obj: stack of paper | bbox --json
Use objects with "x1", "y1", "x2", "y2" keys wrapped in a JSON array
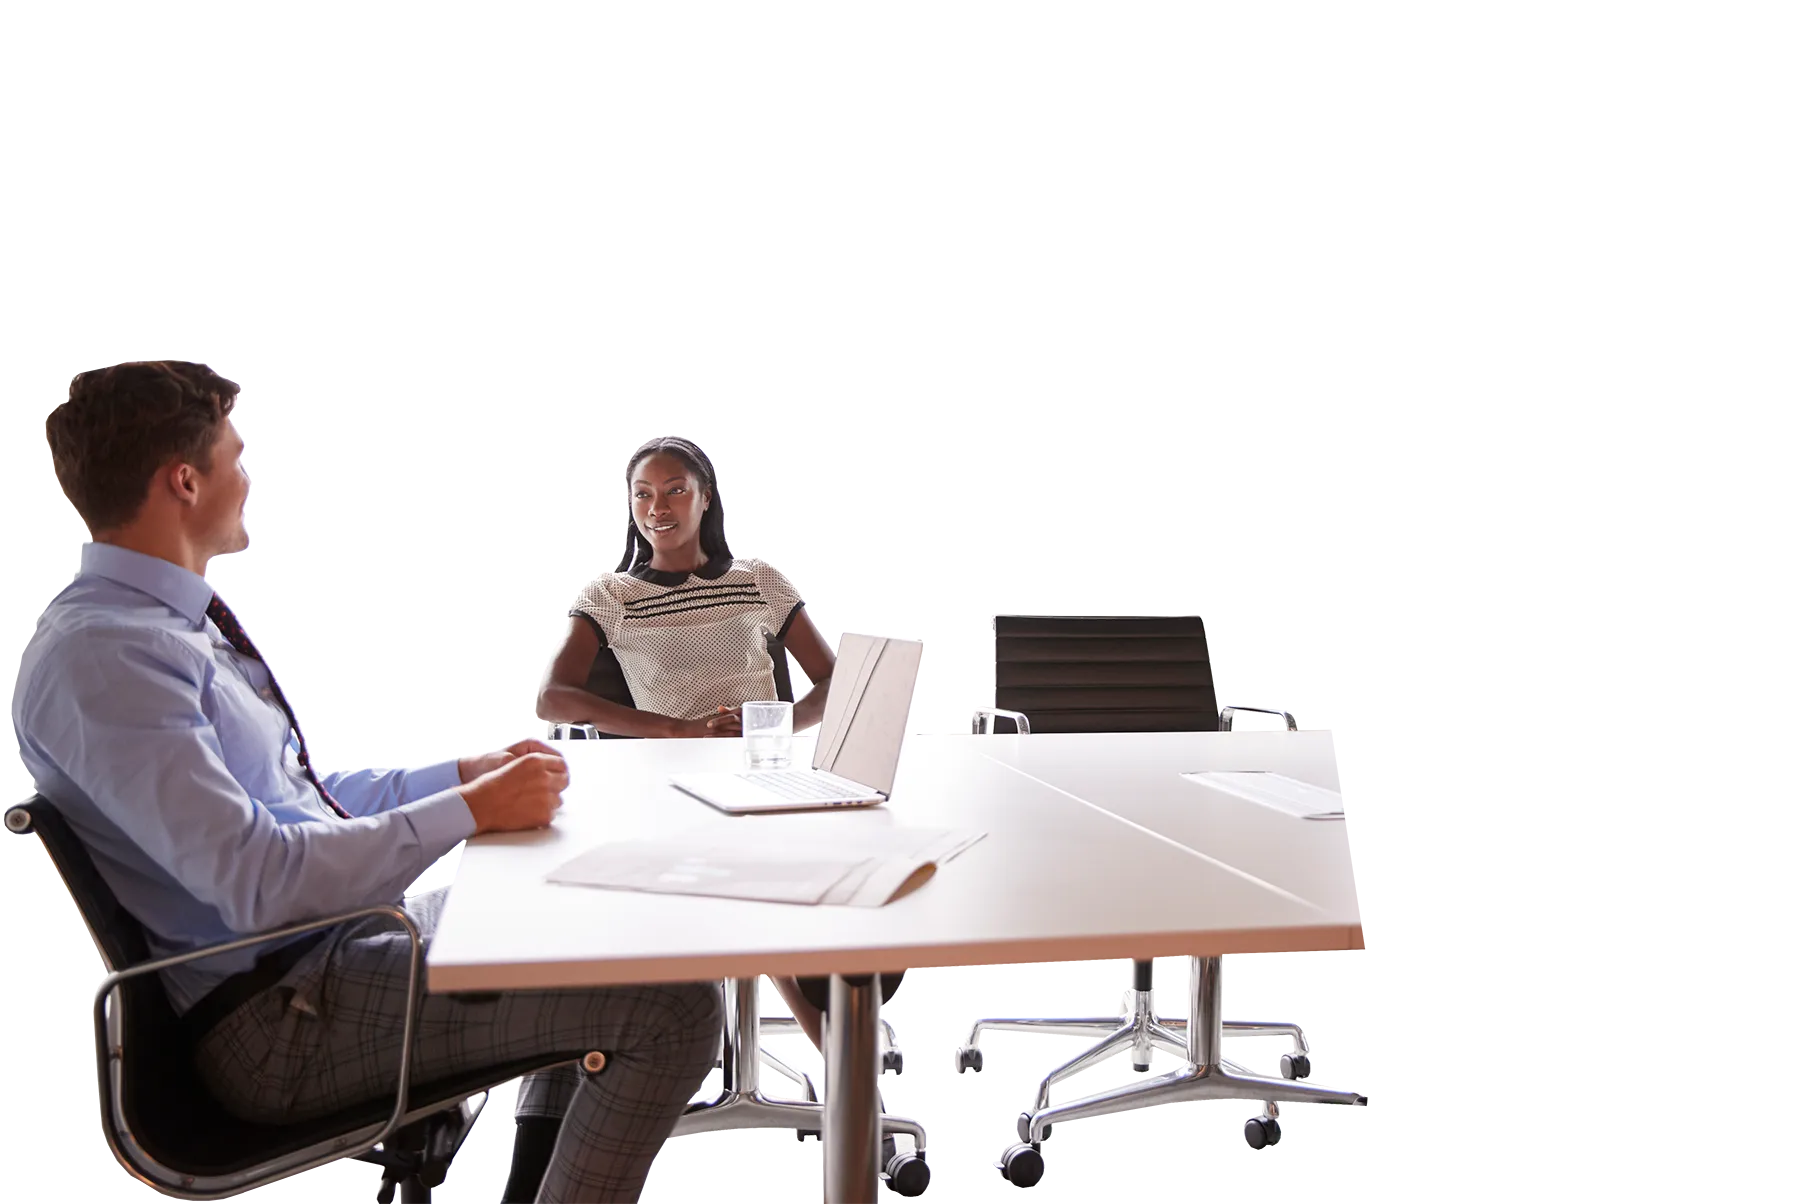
[{"x1": 547, "y1": 826, "x2": 985, "y2": 907}]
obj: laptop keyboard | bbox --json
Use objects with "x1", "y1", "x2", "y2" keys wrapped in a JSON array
[{"x1": 735, "y1": 770, "x2": 868, "y2": 801}]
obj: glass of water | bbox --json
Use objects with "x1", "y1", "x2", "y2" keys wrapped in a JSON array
[{"x1": 741, "y1": 700, "x2": 793, "y2": 771}]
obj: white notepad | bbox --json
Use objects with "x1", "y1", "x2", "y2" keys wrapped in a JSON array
[
  {"x1": 547, "y1": 826, "x2": 986, "y2": 907},
  {"x1": 1181, "y1": 771, "x2": 1345, "y2": 820}
]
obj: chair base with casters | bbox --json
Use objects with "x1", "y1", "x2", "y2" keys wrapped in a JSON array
[
  {"x1": 7, "y1": 796, "x2": 580, "y2": 1201},
  {"x1": 993, "y1": 956, "x2": 1366, "y2": 1187},
  {"x1": 960, "y1": 960, "x2": 1314, "y2": 1083},
  {"x1": 360, "y1": 1096, "x2": 483, "y2": 1204},
  {"x1": 676, "y1": 978, "x2": 931, "y2": 1196},
  {"x1": 762, "y1": 1012, "x2": 906, "y2": 1075}
]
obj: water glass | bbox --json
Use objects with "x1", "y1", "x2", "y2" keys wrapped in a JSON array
[{"x1": 741, "y1": 700, "x2": 793, "y2": 771}]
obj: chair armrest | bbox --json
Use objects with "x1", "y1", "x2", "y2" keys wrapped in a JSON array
[
  {"x1": 971, "y1": 708, "x2": 1031, "y2": 735},
  {"x1": 548, "y1": 722, "x2": 601, "y2": 740},
  {"x1": 1218, "y1": 705, "x2": 1298, "y2": 732},
  {"x1": 93, "y1": 904, "x2": 425, "y2": 1177},
  {"x1": 99, "y1": 904, "x2": 415, "y2": 980}
]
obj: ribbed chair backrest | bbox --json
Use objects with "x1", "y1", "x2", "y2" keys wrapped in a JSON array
[{"x1": 994, "y1": 616, "x2": 1219, "y2": 735}]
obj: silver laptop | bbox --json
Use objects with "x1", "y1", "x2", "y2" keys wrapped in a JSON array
[{"x1": 670, "y1": 633, "x2": 923, "y2": 814}]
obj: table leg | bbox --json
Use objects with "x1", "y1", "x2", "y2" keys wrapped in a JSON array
[{"x1": 824, "y1": 972, "x2": 881, "y2": 1203}]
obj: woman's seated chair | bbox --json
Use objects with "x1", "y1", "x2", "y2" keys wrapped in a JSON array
[
  {"x1": 541, "y1": 640, "x2": 925, "y2": 1191},
  {"x1": 549, "y1": 631, "x2": 791, "y2": 739}
]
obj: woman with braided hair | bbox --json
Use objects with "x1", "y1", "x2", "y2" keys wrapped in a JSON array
[{"x1": 514, "y1": 435, "x2": 865, "y2": 1200}]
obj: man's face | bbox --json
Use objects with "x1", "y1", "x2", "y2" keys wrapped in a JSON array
[{"x1": 192, "y1": 418, "x2": 251, "y2": 556}]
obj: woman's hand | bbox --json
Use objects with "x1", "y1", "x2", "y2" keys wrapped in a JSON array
[{"x1": 668, "y1": 707, "x2": 742, "y2": 738}]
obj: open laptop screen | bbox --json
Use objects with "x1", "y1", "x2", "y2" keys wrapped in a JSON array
[{"x1": 812, "y1": 634, "x2": 923, "y2": 795}]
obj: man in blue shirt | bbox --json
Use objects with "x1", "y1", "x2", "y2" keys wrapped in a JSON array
[{"x1": 12, "y1": 361, "x2": 721, "y2": 1203}]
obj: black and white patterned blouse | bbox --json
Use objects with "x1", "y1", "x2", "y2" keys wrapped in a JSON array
[{"x1": 568, "y1": 552, "x2": 805, "y2": 721}]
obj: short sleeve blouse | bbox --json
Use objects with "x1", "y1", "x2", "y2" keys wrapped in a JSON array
[{"x1": 569, "y1": 554, "x2": 804, "y2": 720}]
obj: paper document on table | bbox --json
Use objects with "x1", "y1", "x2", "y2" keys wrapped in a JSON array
[
  {"x1": 546, "y1": 826, "x2": 986, "y2": 907},
  {"x1": 717, "y1": 817, "x2": 986, "y2": 865},
  {"x1": 1181, "y1": 772, "x2": 1345, "y2": 820}
]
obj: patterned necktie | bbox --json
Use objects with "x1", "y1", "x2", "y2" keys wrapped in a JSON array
[{"x1": 205, "y1": 594, "x2": 353, "y2": 820}]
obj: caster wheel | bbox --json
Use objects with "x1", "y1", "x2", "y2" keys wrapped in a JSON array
[
  {"x1": 998, "y1": 1142, "x2": 1045, "y2": 1188},
  {"x1": 884, "y1": 1151, "x2": 930, "y2": 1196},
  {"x1": 955, "y1": 1046, "x2": 983, "y2": 1073},
  {"x1": 1280, "y1": 1053, "x2": 1311, "y2": 1080},
  {"x1": 1015, "y1": 1113, "x2": 1053, "y2": 1143},
  {"x1": 883, "y1": 1049, "x2": 905, "y2": 1074},
  {"x1": 796, "y1": 1128, "x2": 819, "y2": 1142},
  {"x1": 1244, "y1": 1116, "x2": 1281, "y2": 1149},
  {"x1": 1132, "y1": 1060, "x2": 1151, "y2": 1072}
]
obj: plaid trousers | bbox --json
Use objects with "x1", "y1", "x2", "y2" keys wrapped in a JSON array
[{"x1": 193, "y1": 889, "x2": 722, "y2": 1203}]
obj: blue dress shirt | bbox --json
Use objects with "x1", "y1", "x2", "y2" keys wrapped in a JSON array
[{"x1": 11, "y1": 543, "x2": 476, "y2": 1012}]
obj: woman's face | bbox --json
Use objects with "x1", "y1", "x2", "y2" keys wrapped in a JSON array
[{"x1": 630, "y1": 452, "x2": 709, "y2": 553}]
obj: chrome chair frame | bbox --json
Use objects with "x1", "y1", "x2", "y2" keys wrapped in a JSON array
[
  {"x1": 968, "y1": 667, "x2": 1350, "y2": 1184},
  {"x1": 679, "y1": 981, "x2": 931, "y2": 1148},
  {"x1": 760, "y1": 1013, "x2": 904, "y2": 1077},
  {"x1": 971, "y1": 706, "x2": 1298, "y2": 736},
  {"x1": 997, "y1": 956, "x2": 1365, "y2": 1177},
  {"x1": 7, "y1": 799, "x2": 573, "y2": 1201},
  {"x1": 960, "y1": 696, "x2": 1314, "y2": 1083},
  {"x1": 546, "y1": 720, "x2": 927, "y2": 1190},
  {"x1": 93, "y1": 903, "x2": 428, "y2": 1198},
  {"x1": 675, "y1": 979, "x2": 929, "y2": 1193}
]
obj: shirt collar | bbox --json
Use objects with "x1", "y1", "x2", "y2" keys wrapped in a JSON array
[
  {"x1": 628, "y1": 550, "x2": 734, "y2": 587},
  {"x1": 79, "y1": 542, "x2": 214, "y2": 625}
]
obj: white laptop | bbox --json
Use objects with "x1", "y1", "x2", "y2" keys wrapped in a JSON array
[{"x1": 670, "y1": 633, "x2": 923, "y2": 814}]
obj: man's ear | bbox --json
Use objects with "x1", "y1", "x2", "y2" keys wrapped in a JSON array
[{"x1": 165, "y1": 460, "x2": 202, "y2": 508}]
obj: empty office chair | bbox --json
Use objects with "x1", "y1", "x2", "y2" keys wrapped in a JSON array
[
  {"x1": 545, "y1": 641, "x2": 926, "y2": 1193},
  {"x1": 6, "y1": 796, "x2": 570, "y2": 1202},
  {"x1": 968, "y1": 620, "x2": 1307, "y2": 1083},
  {"x1": 960, "y1": 615, "x2": 1322, "y2": 1185}
]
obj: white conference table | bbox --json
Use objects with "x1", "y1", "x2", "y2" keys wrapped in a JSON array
[
  {"x1": 968, "y1": 722, "x2": 1798, "y2": 938},
  {"x1": 428, "y1": 733, "x2": 1365, "y2": 1201},
  {"x1": 429, "y1": 722, "x2": 1798, "y2": 1198}
]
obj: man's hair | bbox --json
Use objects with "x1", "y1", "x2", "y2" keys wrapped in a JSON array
[{"x1": 46, "y1": 361, "x2": 240, "y2": 532}]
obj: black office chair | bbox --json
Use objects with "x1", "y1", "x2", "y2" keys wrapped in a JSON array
[
  {"x1": 545, "y1": 640, "x2": 928, "y2": 1194},
  {"x1": 4, "y1": 796, "x2": 577, "y2": 1201},
  {"x1": 971, "y1": 615, "x2": 1294, "y2": 736},
  {"x1": 958, "y1": 615, "x2": 1317, "y2": 1183}
]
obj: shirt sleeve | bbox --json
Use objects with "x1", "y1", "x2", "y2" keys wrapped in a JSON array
[
  {"x1": 20, "y1": 628, "x2": 476, "y2": 935},
  {"x1": 750, "y1": 560, "x2": 805, "y2": 638},
  {"x1": 323, "y1": 760, "x2": 463, "y2": 817},
  {"x1": 569, "y1": 575, "x2": 621, "y2": 644}
]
